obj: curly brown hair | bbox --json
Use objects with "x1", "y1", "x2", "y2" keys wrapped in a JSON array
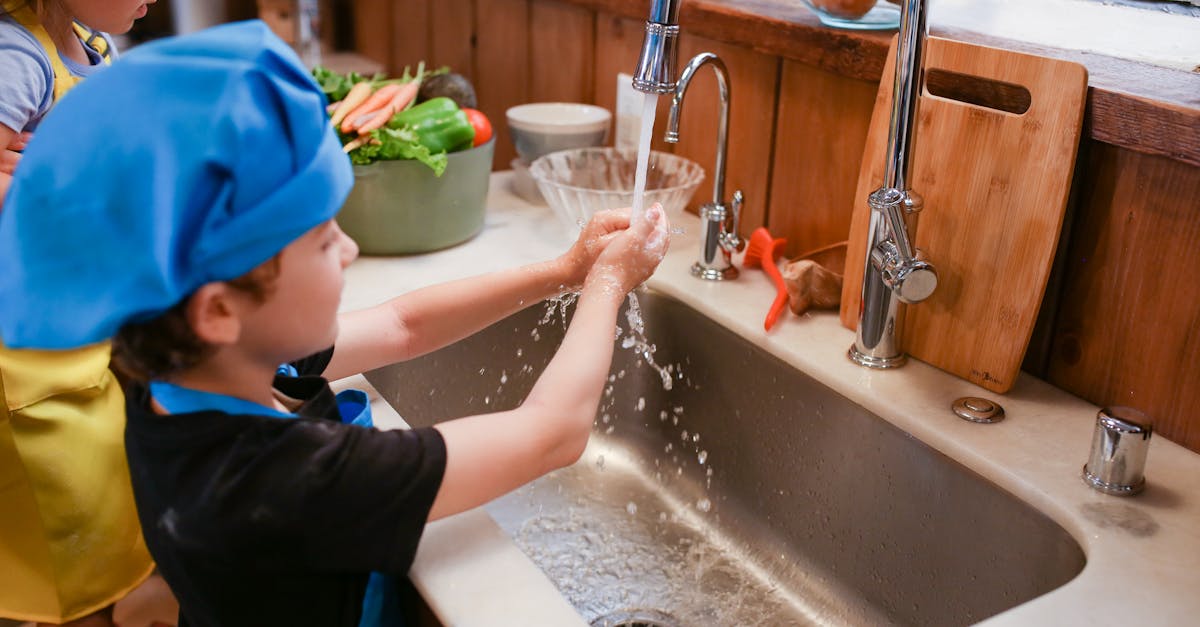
[{"x1": 111, "y1": 256, "x2": 282, "y2": 384}]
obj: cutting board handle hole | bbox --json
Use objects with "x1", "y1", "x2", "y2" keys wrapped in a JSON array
[{"x1": 925, "y1": 69, "x2": 1031, "y2": 115}]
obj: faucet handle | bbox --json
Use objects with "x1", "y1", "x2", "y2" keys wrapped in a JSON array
[
  {"x1": 721, "y1": 190, "x2": 745, "y2": 252},
  {"x1": 872, "y1": 241, "x2": 938, "y2": 304}
]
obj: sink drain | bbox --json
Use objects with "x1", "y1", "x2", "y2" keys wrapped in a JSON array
[{"x1": 591, "y1": 609, "x2": 680, "y2": 627}]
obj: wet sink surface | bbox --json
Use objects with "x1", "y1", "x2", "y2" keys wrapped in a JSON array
[{"x1": 366, "y1": 290, "x2": 1085, "y2": 626}]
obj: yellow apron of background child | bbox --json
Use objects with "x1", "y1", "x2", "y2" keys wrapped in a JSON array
[{"x1": 0, "y1": 3, "x2": 154, "y2": 622}]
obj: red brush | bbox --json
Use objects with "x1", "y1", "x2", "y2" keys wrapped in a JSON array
[{"x1": 742, "y1": 227, "x2": 789, "y2": 331}]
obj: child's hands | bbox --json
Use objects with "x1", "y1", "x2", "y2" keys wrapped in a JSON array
[
  {"x1": 585, "y1": 203, "x2": 671, "y2": 295},
  {"x1": 559, "y1": 208, "x2": 632, "y2": 289},
  {"x1": 1, "y1": 131, "x2": 30, "y2": 176}
]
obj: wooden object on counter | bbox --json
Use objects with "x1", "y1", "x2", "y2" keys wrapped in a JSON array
[
  {"x1": 840, "y1": 37, "x2": 1088, "y2": 393},
  {"x1": 783, "y1": 241, "x2": 847, "y2": 315}
]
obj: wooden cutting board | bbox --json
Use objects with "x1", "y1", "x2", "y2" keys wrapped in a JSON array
[{"x1": 840, "y1": 37, "x2": 1088, "y2": 393}]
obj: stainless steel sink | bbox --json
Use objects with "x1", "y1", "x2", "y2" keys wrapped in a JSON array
[{"x1": 365, "y1": 290, "x2": 1085, "y2": 626}]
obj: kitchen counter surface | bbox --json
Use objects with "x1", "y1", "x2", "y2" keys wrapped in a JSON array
[{"x1": 337, "y1": 172, "x2": 1200, "y2": 626}]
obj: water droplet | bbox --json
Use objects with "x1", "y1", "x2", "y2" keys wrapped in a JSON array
[
  {"x1": 673, "y1": 406, "x2": 684, "y2": 415},
  {"x1": 696, "y1": 498, "x2": 712, "y2": 512},
  {"x1": 658, "y1": 512, "x2": 668, "y2": 523},
  {"x1": 680, "y1": 430, "x2": 688, "y2": 441},
  {"x1": 636, "y1": 397, "x2": 645, "y2": 411},
  {"x1": 484, "y1": 396, "x2": 490, "y2": 404},
  {"x1": 478, "y1": 368, "x2": 486, "y2": 375},
  {"x1": 601, "y1": 413, "x2": 610, "y2": 423},
  {"x1": 626, "y1": 502, "x2": 638, "y2": 516},
  {"x1": 516, "y1": 348, "x2": 523, "y2": 358},
  {"x1": 698, "y1": 450, "x2": 708, "y2": 464},
  {"x1": 659, "y1": 410, "x2": 668, "y2": 421},
  {"x1": 692, "y1": 433, "x2": 700, "y2": 443},
  {"x1": 595, "y1": 455, "x2": 606, "y2": 470},
  {"x1": 664, "y1": 443, "x2": 673, "y2": 453},
  {"x1": 500, "y1": 371, "x2": 508, "y2": 384}
]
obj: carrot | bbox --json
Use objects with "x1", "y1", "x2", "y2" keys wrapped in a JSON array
[
  {"x1": 329, "y1": 82, "x2": 372, "y2": 128},
  {"x1": 342, "y1": 135, "x2": 374, "y2": 153},
  {"x1": 355, "y1": 83, "x2": 422, "y2": 135},
  {"x1": 354, "y1": 63, "x2": 426, "y2": 136},
  {"x1": 340, "y1": 83, "x2": 404, "y2": 134}
]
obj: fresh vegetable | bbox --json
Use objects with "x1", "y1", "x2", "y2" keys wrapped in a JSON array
[
  {"x1": 339, "y1": 83, "x2": 403, "y2": 133},
  {"x1": 313, "y1": 65, "x2": 477, "y2": 175},
  {"x1": 329, "y1": 81, "x2": 373, "y2": 128},
  {"x1": 462, "y1": 108, "x2": 493, "y2": 147},
  {"x1": 387, "y1": 97, "x2": 476, "y2": 154},
  {"x1": 417, "y1": 72, "x2": 477, "y2": 109},
  {"x1": 349, "y1": 127, "x2": 448, "y2": 175}
]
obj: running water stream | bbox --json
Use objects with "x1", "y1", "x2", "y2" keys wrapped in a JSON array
[{"x1": 629, "y1": 92, "x2": 659, "y2": 223}]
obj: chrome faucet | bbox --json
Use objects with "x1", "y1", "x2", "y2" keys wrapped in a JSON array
[
  {"x1": 848, "y1": 0, "x2": 938, "y2": 368},
  {"x1": 631, "y1": 0, "x2": 682, "y2": 94},
  {"x1": 664, "y1": 52, "x2": 743, "y2": 281}
]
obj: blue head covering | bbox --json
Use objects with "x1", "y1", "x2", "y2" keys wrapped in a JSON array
[{"x1": 0, "y1": 20, "x2": 353, "y2": 349}]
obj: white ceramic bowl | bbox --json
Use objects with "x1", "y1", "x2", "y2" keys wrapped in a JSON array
[
  {"x1": 506, "y1": 102, "x2": 611, "y2": 164},
  {"x1": 530, "y1": 147, "x2": 705, "y2": 237}
]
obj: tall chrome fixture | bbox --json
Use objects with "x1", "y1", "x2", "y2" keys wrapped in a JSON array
[
  {"x1": 849, "y1": 0, "x2": 939, "y2": 368},
  {"x1": 664, "y1": 52, "x2": 743, "y2": 280},
  {"x1": 632, "y1": 0, "x2": 682, "y2": 94}
]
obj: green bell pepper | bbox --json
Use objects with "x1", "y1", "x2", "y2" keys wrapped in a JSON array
[{"x1": 387, "y1": 97, "x2": 475, "y2": 154}]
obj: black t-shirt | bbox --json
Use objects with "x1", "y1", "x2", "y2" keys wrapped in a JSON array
[{"x1": 124, "y1": 348, "x2": 447, "y2": 627}]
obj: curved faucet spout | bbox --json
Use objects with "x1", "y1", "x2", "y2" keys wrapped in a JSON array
[{"x1": 665, "y1": 52, "x2": 730, "y2": 207}]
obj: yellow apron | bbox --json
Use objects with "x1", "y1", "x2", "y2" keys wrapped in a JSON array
[{"x1": 0, "y1": 3, "x2": 153, "y2": 622}]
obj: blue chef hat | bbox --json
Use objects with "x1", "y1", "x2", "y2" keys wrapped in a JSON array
[{"x1": 0, "y1": 20, "x2": 353, "y2": 349}]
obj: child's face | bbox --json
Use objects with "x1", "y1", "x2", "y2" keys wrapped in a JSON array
[
  {"x1": 236, "y1": 219, "x2": 359, "y2": 367},
  {"x1": 67, "y1": 0, "x2": 155, "y2": 35}
]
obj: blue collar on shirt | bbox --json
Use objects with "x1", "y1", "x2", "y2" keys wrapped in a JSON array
[{"x1": 148, "y1": 380, "x2": 298, "y2": 419}]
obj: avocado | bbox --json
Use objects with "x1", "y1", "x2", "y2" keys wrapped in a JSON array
[{"x1": 418, "y1": 73, "x2": 478, "y2": 109}]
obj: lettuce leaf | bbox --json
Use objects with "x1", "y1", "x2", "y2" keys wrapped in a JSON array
[{"x1": 348, "y1": 127, "x2": 448, "y2": 176}]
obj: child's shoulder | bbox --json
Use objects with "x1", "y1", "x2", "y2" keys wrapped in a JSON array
[{"x1": 0, "y1": 17, "x2": 55, "y2": 129}]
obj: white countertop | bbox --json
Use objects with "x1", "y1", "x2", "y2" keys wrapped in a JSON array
[{"x1": 338, "y1": 171, "x2": 1200, "y2": 626}]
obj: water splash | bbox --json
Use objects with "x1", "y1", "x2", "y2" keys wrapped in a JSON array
[{"x1": 620, "y1": 292, "x2": 674, "y2": 390}]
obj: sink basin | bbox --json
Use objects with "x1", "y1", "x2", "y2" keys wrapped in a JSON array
[{"x1": 365, "y1": 290, "x2": 1085, "y2": 626}]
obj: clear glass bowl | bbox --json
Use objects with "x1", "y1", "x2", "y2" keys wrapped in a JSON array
[
  {"x1": 801, "y1": 0, "x2": 900, "y2": 30},
  {"x1": 529, "y1": 147, "x2": 705, "y2": 236}
]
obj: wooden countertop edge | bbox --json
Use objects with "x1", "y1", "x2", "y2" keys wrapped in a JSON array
[{"x1": 563, "y1": 0, "x2": 1200, "y2": 167}]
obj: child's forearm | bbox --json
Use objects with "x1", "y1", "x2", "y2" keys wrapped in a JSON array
[
  {"x1": 426, "y1": 275, "x2": 627, "y2": 520},
  {"x1": 326, "y1": 257, "x2": 576, "y2": 380}
]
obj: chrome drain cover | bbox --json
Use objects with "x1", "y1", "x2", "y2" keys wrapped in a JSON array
[
  {"x1": 591, "y1": 609, "x2": 680, "y2": 627},
  {"x1": 952, "y1": 396, "x2": 1005, "y2": 423}
]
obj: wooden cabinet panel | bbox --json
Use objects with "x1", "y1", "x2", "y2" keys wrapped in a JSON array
[
  {"x1": 430, "y1": 0, "x2": 475, "y2": 79},
  {"x1": 389, "y1": 0, "x2": 429, "y2": 74},
  {"x1": 1047, "y1": 145, "x2": 1200, "y2": 451},
  {"x1": 671, "y1": 35, "x2": 779, "y2": 231},
  {"x1": 767, "y1": 59, "x2": 876, "y2": 258},
  {"x1": 352, "y1": 0, "x2": 393, "y2": 69},
  {"x1": 475, "y1": 0, "x2": 532, "y2": 169},
  {"x1": 529, "y1": 1, "x2": 595, "y2": 103}
]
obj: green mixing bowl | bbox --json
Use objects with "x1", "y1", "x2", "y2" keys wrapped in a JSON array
[{"x1": 337, "y1": 138, "x2": 495, "y2": 254}]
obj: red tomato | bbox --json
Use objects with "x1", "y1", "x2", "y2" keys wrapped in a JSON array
[{"x1": 463, "y1": 108, "x2": 493, "y2": 147}]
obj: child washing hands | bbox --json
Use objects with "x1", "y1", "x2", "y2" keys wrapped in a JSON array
[{"x1": 0, "y1": 21, "x2": 669, "y2": 627}]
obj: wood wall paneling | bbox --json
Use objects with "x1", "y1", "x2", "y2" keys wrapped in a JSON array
[
  {"x1": 474, "y1": 0, "x2": 532, "y2": 169},
  {"x1": 767, "y1": 59, "x2": 876, "y2": 258},
  {"x1": 430, "y1": 0, "x2": 476, "y2": 80},
  {"x1": 389, "y1": 0, "x2": 429, "y2": 75},
  {"x1": 352, "y1": 0, "x2": 393, "y2": 69},
  {"x1": 671, "y1": 36, "x2": 780, "y2": 231},
  {"x1": 1047, "y1": 145, "x2": 1200, "y2": 451},
  {"x1": 529, "y1": 1, "x2": 595, "y2": 104}
]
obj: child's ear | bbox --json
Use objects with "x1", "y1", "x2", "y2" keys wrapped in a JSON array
[{"x1": 186, "y1": 283, "x2": 243, "y2": 345}]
